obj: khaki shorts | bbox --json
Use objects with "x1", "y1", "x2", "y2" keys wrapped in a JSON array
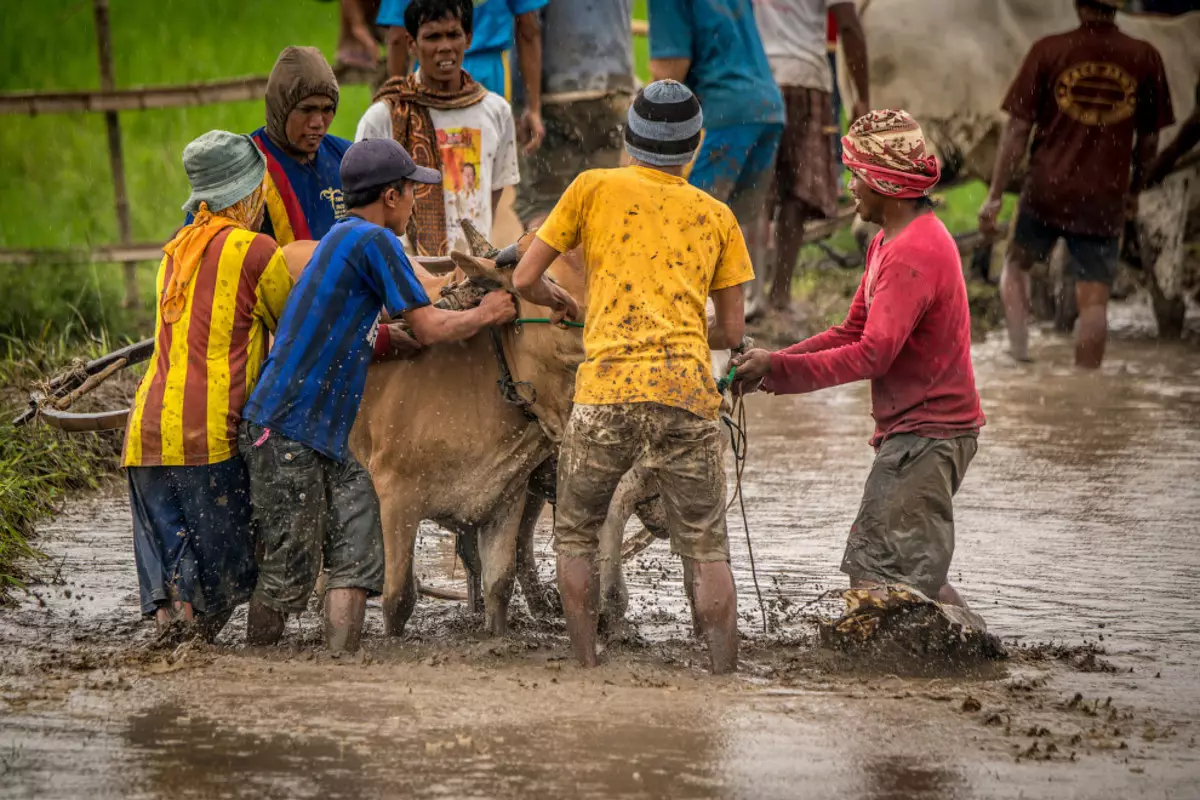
[
  {"x1": 841, "y1": 433, "x2": 978, "y2": 598},
  {"x1": 554, "y1": 403, "x2": 729, "y2": 563},
  {"x1": 514, "y1": 94, "x2": 631, "y2": 224}
]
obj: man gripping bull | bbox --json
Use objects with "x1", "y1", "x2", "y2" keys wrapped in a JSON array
[
  {"x1": 734, "y1": 111, "x2": 986, "y2": 608},
  {"x1": 979, "y1": 0, "x2": 1174, "y2": 367},
  {"x1": 239, "y1": 139, "x2": 517, "y2": 653},
  {"x1": 514, "y1": 80, "x2": 752, "y2": 674}
]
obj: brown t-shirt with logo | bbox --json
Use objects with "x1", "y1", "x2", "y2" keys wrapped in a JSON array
[{"x1": 1002, "y1": 21, "x2": 1174, "y2": 237}]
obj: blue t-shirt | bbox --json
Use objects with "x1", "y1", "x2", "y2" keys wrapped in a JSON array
[
  {"x1": 252, "y1": 128, "x2": 351, "y2": 242},
  {"x1": 648, "y1": 0, "x2": 784, "y2": 130},
  {"x1": 243, "y1": 216, "x2": 431, "y2": 462},
  {"x1": 377, "y1": 0, "x2": 547, "y2": 55}
]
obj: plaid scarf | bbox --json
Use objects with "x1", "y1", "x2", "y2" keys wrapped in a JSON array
[
  {"x1": 373, "y1": 72, "x2": 488, "y2": 256},
  {"x1": 841, "y1": 109, "x2": 940, "y2": 199}
]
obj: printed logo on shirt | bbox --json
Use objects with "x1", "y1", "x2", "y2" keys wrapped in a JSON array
[
  {"x1": 321, "y1": 187, "x2": 347, "y2": 219},
  {"x1": 1054, "y1": 61, "x2": 1138, "y2": 126},
  {"x1": 438, "y1": 127, "x2": 484, "y2": 238}
]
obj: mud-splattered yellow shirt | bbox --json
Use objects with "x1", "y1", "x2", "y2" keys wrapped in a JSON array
[{"x1": 537, "y1": 165, "x2": 753, "y2": 420}]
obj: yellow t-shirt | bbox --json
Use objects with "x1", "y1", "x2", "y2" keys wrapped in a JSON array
[{"x1": 537, "y1": 165, "x2": 754, "y2": 420}]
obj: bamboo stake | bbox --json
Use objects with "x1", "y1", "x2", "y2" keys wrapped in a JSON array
[{"x1": 93, "y1": 0, "x2": 138, "y2": 309}]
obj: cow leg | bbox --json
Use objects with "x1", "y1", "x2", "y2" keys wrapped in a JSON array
[
  {"x1": 1137, "y1": 169, "x2": 1193, "y2": 339},
  {"x1": 479, "y1": 495, "x2": 526, "y2": 636},
  {"x1": 377, "y1": 480, "x2": 420, "y2": 636},
  {"x1": 516, "y1": 493, "x2": 560, "y2": 618},
  {"x1": 456, "y1": 529, "x2": 484, "y2": 613},
  {"x1": 597, "y1": 468, "x2": 651, "y2": 635}
]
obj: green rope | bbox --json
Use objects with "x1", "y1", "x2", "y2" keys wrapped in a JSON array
[{"x1": 515, "y1": 317, "x2": 585, "y2": 329}]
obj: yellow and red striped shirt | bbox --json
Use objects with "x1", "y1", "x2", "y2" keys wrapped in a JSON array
[{"x1": 122, "y1": 228, "x2": 293, "y2": 467}]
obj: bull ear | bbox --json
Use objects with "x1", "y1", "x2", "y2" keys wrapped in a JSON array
[
  {"x1": 460, "y1": 219, "x2": 499, "y2": 259},
  {"x1": 449, "y1": 250, "x2": 511, "y2": 289}
]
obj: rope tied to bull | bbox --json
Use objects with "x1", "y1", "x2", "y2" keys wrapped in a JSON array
[{"x1": 721, "y1": 379, "x2": 768, "y2": 634}]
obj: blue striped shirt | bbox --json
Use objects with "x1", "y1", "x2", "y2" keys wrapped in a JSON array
[{"x1": 243, "y1": 215, "x2": 431, "y2": 461}]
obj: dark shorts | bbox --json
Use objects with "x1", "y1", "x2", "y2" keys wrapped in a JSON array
[
  {"x1": 239, "y1": 422, "x2": 385, "y2": 614},
  {"x1": 1012, "y1": 210, "x2": 1120, "y2": 287},
  {"x1": 689, "y1": 123, "x2": 784, "y2": 225},
  {"x1": 514, "y1": 93, "x2": 631, "y2": 224},
  {"x1": 840, "y1": 433, "x2": 978, "y2": 598},
  {"x1": 555, "y1": 403, "x2": 729, "y2": 563},
  {"x1": 127, "y1": 459, "x2": 257, "y2": 617},
  {"x1": 772, "y1": 86, "x2": 839, "y2": 220}
]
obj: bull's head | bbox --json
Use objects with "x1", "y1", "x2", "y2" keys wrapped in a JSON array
[{"x1": 449, "y1": 221, "x2": 585, "y2": 446}]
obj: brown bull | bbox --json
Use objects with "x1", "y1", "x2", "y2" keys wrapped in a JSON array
[{"x1": 283, "y1": 238, "x2": 588, "y2": 635}]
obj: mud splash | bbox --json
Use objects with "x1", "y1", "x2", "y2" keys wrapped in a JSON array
[{"x1": 2, "y1": 301, "x2": 1199, "y2": 798}]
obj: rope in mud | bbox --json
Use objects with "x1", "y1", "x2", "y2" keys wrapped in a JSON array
[{"x1": 723, "y1": 391, "x2": 768, "y2": 633}]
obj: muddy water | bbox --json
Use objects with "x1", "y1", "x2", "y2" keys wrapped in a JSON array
[{"x1": 2, "y1": 302, "x2": 1199, "y2": 799}]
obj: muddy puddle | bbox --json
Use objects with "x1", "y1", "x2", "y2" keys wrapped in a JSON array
[{"x1": 2, "y1": 300, "x2": 1199, "y2": 799}]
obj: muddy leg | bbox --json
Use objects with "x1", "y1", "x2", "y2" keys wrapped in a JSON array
[
  {"x1": 936, "y1": 583, "x2": 968, "y2": 608},
  {"x1": 558, "y1": 554, "x2": 600, "y2": 667},
  {"x1": 324, "y1": 587, "x2": 368, "y2": 653},
  {"x1": 516, "y1": 494, "x2": 559, "y2": 618},
  {"x1": 1001, "y1": 244, "x2": 1037, "y2": 362},
  {"x1": 247, "y1": 600, "x2": 286, "y2": 645},
  {"x1": 479, "y1": 497, "x2": 525, "y2": 636},
  {"x1": 687, "y1": 558, "x2": 738, "y2": 675},
  {"x1": 1075, "y1": 281, "x2": 1110, "y2": 369},
  {"x1": 598, "y1": 469, "x2": 648, "y2": 634},
  {"x1": 681, "y1": 559, "x2": 702, "y2": 639},
  {"x1": 380, "y1": 508, "x2": 419, "y2": 636},
  {"x1": 456, "y1": 529, "x2": 484, "y2": 614}
]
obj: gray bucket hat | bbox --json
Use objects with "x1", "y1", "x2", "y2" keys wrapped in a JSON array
[{"x1": 181, "y1": 131, "x2": 268, "y2": 214}]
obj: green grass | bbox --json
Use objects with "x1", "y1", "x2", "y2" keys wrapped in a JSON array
[
  {"x1": 0, "y1": 331, "x2": 133, "y2": 601},
  {"x1": 0, "y1": 0, "x2": 369, "y2": 338}
]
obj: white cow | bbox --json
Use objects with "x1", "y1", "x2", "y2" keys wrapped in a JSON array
[{"x1": 850, "y1": 0, "x2": 1200, "y2": 333}]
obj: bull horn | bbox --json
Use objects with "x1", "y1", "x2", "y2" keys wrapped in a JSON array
[
  {"x1": 460, "y1": 219, "x2": 500, "y2": 259},
  {"x1": 449, "y1": 250, "x2": 507, "y2": 287},
  {"x1": 412, "y1": 255, "x2": 459, "y2": 275}
]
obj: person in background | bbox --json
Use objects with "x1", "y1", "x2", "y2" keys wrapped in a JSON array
[
  {"x1": 239, "y1": 138, "x2": 518, "y2": 654},
  {"x1": 514, "y1": 81, "x2": 751, "y2": 675},
  {"x1": 357, "y1": 0, "x2": 520, "y2": 256},
  {"x1": 648, "y1": 0, "x2": 785, "y2": 315},
  {"x1": 979, "y1": 0, "x2": 1174, "y2": 368},
  {"x1": 513, "y1": 0, "x2": 635, "y2": 230},
  {"x1": 336, "y1": 0, "x2": 383, "y2": 73},
  {"x1": 733, "y1": 110, "x2": 985, "y2": 609},
  {"x1": 756, "y1": 0, "x2": 869, "y2": 310},
  {"x1": 252, "y1": 47, "x2": 352, "y2": 244},
  {"x1": 124, "y1": 131, "x2": 293, "y2": 641},
  {"x1": 377, "y1": 0, "x2": 546, "y2": 152}
]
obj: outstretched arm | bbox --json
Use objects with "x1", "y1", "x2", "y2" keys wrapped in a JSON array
[
  {"x1": 979, "y1": 116, "x2": 1034, "y2": 238},
  {"x1": 515, "y1": 10, "x2": 545, "y2": 154},
  {"x1": 513, "y1": 237, "x2": 580, "y2": 322},
  {"x1": 831, "y1": 2, "x2": 869, "y2": 120}
]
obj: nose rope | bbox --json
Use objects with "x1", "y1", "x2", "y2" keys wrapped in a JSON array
[{"x1": 513, "y1": 317, "x2": 585, "y2": 329}]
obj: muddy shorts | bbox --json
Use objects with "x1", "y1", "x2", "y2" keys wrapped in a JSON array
[
  {"x1": 239, "y1": 422, "x2": 385, "y2": 614},
  {"x1": 841, "y1": 433, "x2": 978, "y2": 598},
  {"x1": 1012, "y1": 209, "x2": 1119, "y2": 287},
  {"x1": 127, "y1": 459, "x2": 256, "y2": 617},
  {"x1": 772, "y1": 86, "x2": 839, "y2": 220},
  {"x1": 555, "y1": 403, "x2": 729, "y2": 563},
  {"x1": 689, "y1": 122, "x2": 784, "y2": 227},
  {"x1": 514, "y1": 93, "x2": 632, "y2": 224}
]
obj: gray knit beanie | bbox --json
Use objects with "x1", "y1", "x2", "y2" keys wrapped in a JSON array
[
  {"x1": 624, "y1": 80, "x2": 704, "y2": 167},
  {"x1": 180, "y1": 131, "x2": 267, "y2": 214}
]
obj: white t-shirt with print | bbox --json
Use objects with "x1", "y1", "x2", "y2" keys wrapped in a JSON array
[
  {"x1": 755, "y1": 0, "x2": 852, "y2": 92},
  {"x1": 356, "y1": 89, "x2": 519, "y2": 254}
]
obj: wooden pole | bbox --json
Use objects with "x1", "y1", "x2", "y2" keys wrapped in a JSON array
[{"x1": 93, "y1": 0, "x2": 138, "y2": 309}]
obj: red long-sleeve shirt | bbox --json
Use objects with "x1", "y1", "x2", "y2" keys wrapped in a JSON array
[{"x1": 763, "y1": 213, "x2": 985, "y2": 446}]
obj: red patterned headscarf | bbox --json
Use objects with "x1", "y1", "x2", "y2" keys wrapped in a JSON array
[{"x1": 841, "y1": 109, "x2": 940, "y2": 199}]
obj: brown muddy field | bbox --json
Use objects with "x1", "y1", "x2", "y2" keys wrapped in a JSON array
[{"x1": 2, "y1": 301, "x2": 1199, "y2": 799}]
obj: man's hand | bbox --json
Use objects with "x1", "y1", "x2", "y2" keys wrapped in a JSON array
[
  {"x1": 732, "y1": 348, "x2": 773, "y2": 382},
  {"x1": 479, "y1": 290, "x2": 519, "y2": 325},
  {"x1": 978, "y1": 196, "x2": 1003, "y2": 240},
  {"x1": 546, "y1": 281, "x2": 580, "y2": 324},
  {"x1": 384, "y1": 323, "x2": 423, "y2": 359},
  {"x1": 519, "y1": 107, "x2": 545, "y2": 154}
]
